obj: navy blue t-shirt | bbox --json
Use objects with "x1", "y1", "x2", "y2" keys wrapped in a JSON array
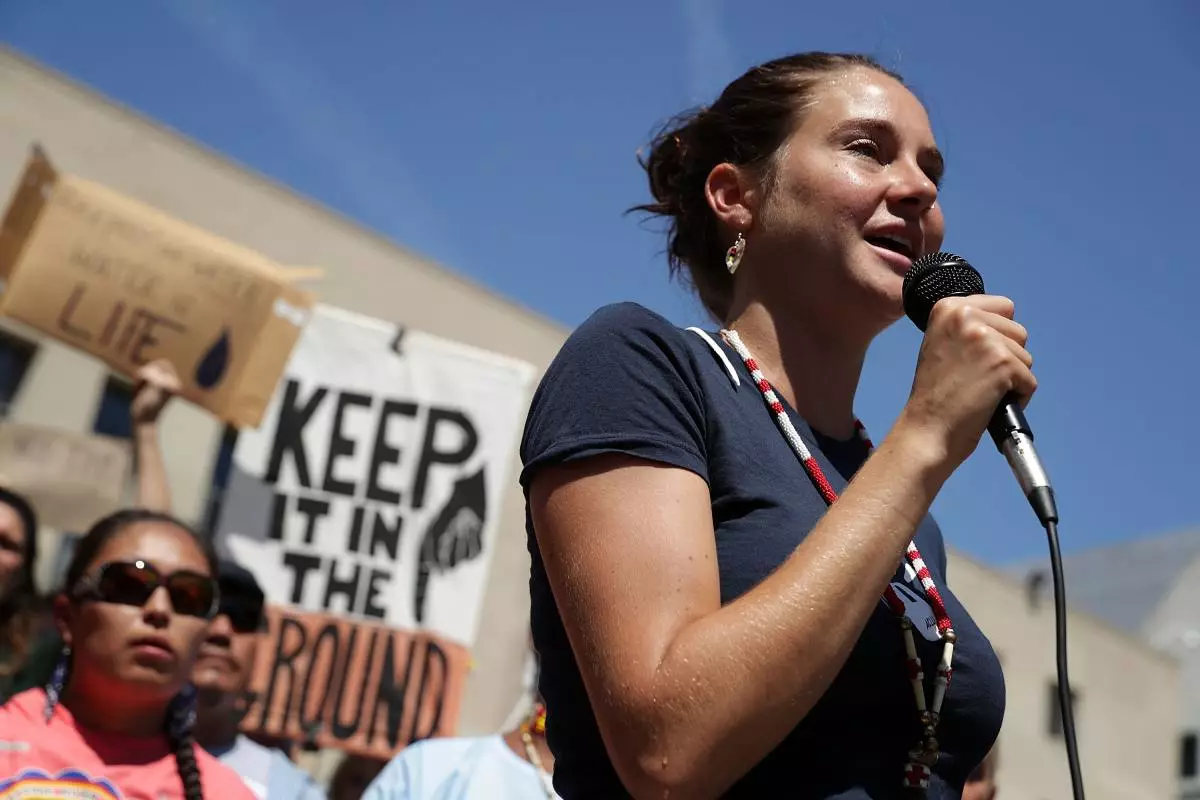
[{"x1": 520, "y1": 303, "x2": 1004, "y2": 799}]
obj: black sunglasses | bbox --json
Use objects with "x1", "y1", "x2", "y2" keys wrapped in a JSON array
[
  {"x1": 217, "y1": 585, "x2": 265, "y2": 634},
  {"x1": 72, "y1": 560, "x2": 219, "y2": 620}
]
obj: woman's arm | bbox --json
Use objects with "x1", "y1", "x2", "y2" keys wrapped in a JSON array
[
  {"x1": 130, "y1": 360, "x2": 181, "y2": 513},
  {"x1": 530, "y1": 427, "x2": 945, "y2": 798}
]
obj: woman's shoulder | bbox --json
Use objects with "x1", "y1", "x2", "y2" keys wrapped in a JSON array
[
  {"x1": 562, "y1": 301, "x2": 694, "y2": 355},
  {"x1": 0, "y1": 687, "x2": 45, "y2": 720},
  {"x1": 537, "y1": 300, "x2": 721, "y2": 397},
  {"x1": 521, "y1": 301, "x2": 717, "y2": 487}
]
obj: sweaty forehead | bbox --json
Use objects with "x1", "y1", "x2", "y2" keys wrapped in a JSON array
[
  {"x1": 801, "y1": 68, "x2": 934, "y2": 138},
  {"x1": 90, "y1": 522, "x2": 209, "y2": 575}
]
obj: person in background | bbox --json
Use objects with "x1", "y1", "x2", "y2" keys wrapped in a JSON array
[
  {"x1": 191, "y1": 559, "x2": 327, "y2": 799},
  {"x1": 130, "y1": 358, "x2": 326, "y2": 798},
  {"x1": 362, "y1": 699, "x2": 555, "y2": 800},
  {"x1": 0, "y1": 508, "x2": 253, "y2": 798},
  {"x1": 962, "y1": 747, "x2": 998, "y2": 800},
  {"x1": 0, "y1": 486, "x2": 43, "y2": 702}
]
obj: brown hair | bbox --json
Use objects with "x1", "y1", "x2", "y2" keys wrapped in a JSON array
[
  {"x1": 0, "y1": 487, "x2": 40, "y2": 679},
  {"x1": 631, "y1": 52, "x2": 903, "y2": 321}
]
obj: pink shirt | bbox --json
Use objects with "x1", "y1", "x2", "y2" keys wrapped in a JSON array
[{"x1": 0, "y1": 688, "x2": 255, "y2": 800}]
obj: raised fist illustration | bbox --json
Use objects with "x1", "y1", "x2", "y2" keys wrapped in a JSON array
[{"x1": 414, "y1": 467, "x2": 487, "y2": 624}]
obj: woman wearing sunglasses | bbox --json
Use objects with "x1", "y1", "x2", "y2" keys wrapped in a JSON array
[{"x1": 0, "y1": 508, "x2": 253, "y2": 800}]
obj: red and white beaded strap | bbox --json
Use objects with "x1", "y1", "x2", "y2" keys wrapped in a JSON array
[{"x1": 720, "y1": 328, "x2": 955, "y2": 793}]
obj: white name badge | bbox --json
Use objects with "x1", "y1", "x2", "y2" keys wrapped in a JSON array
[{"x1": 883, "y1": 581, "x2": 942, "y2": 642}]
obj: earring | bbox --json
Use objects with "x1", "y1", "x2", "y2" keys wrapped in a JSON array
[
  {"x1": 725, "y1": 232, "x2": 746, "y2": 275},
  {"x1": 43, "y1": 644, "x2": 71, "y2": 721},
  {"x1": 167, "y1": 683, "x2": 199, "y2": 739}
]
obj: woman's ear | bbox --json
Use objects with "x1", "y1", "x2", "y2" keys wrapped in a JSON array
[{"x1": 704, "y1": 162, "x2": 757, "y2": 235}]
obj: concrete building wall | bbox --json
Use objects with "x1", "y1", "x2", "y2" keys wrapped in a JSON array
[
  {"x1": 950, "y1": 551, "x2": 1179, "y2": 800},
  {"x1": 1144, "y1": 556, "x2": 1200, "y2": 798}
]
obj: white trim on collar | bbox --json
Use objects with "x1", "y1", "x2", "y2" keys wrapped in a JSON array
[{"x1": 686, "y1": 327, "x2": 740, "y2": 387}]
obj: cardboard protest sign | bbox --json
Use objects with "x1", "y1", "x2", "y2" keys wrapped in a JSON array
[
  {"x1": 0, "y1": 423, "x2": 129, "y2": 531},
  {"x1": 0, "y1": 147, "x2": 315, "y2": 428},
  {"x1": 215, "y1": 305, "x2": 536, "y2": 759}
]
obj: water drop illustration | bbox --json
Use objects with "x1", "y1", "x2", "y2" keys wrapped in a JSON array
[{"x1": 195, "y1": 327, "x2": 232, "y2": 390}]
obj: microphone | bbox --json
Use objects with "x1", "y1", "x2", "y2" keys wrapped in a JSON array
[
  {"x1": 904, "y1": 252, "x2": 1085, "y2": 800},
  {"x1": 902, "y1": 252, "x2": 1059, "y2": 526}
]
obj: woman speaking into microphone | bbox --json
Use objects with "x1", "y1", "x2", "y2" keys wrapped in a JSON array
[{"x1": 520, "y1": 52, "x2": 1030, "y2": 799}]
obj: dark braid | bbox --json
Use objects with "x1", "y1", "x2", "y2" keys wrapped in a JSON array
[
  {"x1": 166, "y1": 722, "x2": 205, "y2": 800},
  {"x1": 164, "y1": 684, "x2": 204, "y2": 800}
]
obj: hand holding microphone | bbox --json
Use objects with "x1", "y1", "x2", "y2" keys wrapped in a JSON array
[
  {"x1": 897, "y1": 252, "x2": 1057, "y2": 525},
  {"x1": 899, "y1": 292, "x2": 1036, "y2": 470}
]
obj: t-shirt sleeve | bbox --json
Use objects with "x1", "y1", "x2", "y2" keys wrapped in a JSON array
[{"x1": 520, "y1": 303, "x2": 708, "y2": 489}]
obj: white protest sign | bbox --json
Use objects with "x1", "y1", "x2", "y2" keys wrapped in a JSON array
[{"x1": 214, "y1": 304, "x2": 535, "y2": 758}]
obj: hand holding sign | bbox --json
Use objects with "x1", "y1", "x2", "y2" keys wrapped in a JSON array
[
  {"x1": 414, "y1": 468, "x2": 488, "y2": 625},
  {"x1": 131, "y1": 359, "x2": 183, "y2": 426}
]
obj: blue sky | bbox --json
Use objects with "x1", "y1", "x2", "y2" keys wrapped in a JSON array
[{"x1": 4, "y1": 1, "x2": 1198, "y2": 567}]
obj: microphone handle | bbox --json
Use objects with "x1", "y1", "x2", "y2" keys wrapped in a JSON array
[{"x1": 988, "y1": 393, "x2": 1058, "y2": 524}]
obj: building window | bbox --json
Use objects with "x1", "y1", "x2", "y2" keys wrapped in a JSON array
[
  {"x1": 203, "y1": 426, "x2": 240, "y2": 533},
  {"x1": 1047, "y1": 681, "x2": 1079, "y2": 738},
  {"x1": 93, "y1": 376, "x2": 134, "y2": 440},
  {"x1": 88, "y1": 376, "x2": 136, "y2": 513},
  {"x1": 1182, "y1": 732, "x2": 1198, "y2": 779},
  {"x1": 0, "y1": 330, "x2": 36, "y2": 418},
  {"x1": 1026, "y1": 570, "x2": 1047, "y2": 610}
]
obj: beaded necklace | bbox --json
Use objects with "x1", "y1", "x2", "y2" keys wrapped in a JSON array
[
  {"x1": 520, "y1": 704, "x2": 558, "y2": 799},
  {"x1": 720, "y1": 328, "x2": 956, "y2": 794}
]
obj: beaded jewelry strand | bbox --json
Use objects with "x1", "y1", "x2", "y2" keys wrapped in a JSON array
[
  {"x1": 520, "y1": 703, "x2": 558, "y2": 799},
  {"x1": 721, "y1": 328, "x2": 955, "y2": 794}
]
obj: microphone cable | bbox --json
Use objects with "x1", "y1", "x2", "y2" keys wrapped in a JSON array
[{"x1": 1045, "y1": 518, "x2": 1085, "y2": 800}]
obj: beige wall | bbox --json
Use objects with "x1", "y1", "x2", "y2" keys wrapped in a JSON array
[
  {"x1": 0, "y1": 47, "x2": 568, "y2": 744},
  {"x1": 950, "y1": 551, "x2": 1179, "y2": 800}
]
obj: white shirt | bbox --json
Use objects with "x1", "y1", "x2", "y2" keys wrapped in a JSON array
[
  {"x1": 363, "y1": 734, "x2": 557, "y2": 800},
  {"x1": 208, "y1": 734, "x2": 326, "y2": 800}
]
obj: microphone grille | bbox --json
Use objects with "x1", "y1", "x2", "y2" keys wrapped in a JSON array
[{"x1": 902, "y1": 251, "x2": 985, "y2": 331}]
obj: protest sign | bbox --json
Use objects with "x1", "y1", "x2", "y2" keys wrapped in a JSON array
[
  {"x1": 0, "y1": 423, "x2": 129, "y2": 530},
  {"x1": 215, "y1": 305, "x2": 536, "y2": 759},
  {"x1": 0, "y1": 146, "x2": 315, "y2": 428}
]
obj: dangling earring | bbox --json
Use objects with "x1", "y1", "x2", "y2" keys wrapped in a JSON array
[
  {"x1": 726, "y1": 232, "x2": 746, "y2": 275},
  {"x1": 166, "y1": 683, "x2": 199, "y2": 739},
  {"x1": 43, "y1": 644, "x2": 70, "y2": 721}
]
